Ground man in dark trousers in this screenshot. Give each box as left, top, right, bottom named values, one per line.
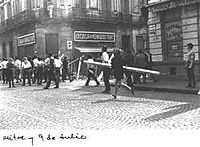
left=135, top=49, right=147, bottom=84
left=124, top=50, right=135, bottom=95
left=144, top=48, right=157, bottom=82
left=85, top=54, right=100, bottom=86
left=185, top=43, right=196, bottom=88
left=101, top=46, right=111, bottom=94
left=43, top=53, right=59, bottom=89
left=62, top=57, right=68, bottom=82
left=21, top=57, right=32, bottom=86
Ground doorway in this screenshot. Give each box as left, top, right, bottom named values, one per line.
left=45, top=34, right=59, bottom=56
left=122, top=35, right=130, bottom=52
left=136, top=35, right=144, bottom=52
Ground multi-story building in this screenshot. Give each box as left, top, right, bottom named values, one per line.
left=0, top=0, right=147, bottom=60
left=147, top=0, right=200, bottom=80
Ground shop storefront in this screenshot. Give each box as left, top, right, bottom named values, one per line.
left=147, top=0, right=200, bottom=80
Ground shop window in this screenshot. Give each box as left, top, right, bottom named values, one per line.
left=162, top=8, right=183, bottom=60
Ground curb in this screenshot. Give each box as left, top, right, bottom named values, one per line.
left=110, top=82, right=200, bottom=95
left=134, top=86, right=199, bottom=95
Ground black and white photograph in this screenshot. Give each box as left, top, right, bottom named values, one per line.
left=0, top=0, right=200, bottom=147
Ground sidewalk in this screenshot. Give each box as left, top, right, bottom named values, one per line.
left=69, top=79, right=200, bottom=95
left=132, top=80, right=200, bottom=95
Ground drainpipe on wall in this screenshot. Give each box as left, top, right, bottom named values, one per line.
left=197, top=3, right=200, bottom=80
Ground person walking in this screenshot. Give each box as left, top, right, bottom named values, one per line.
left=37, top=57, right=44, bottom=85
left=124, top=50, right=135, bottom=95
left=111, top=49, right=125, bottom=99
left=21, top=57, right=32, bottom=86
left=32, top=56, right=39, bottom=84
left=135, top=49, right=147, bottom=84
left=43, top=54, right=50, bottom=83
left=1, top=58, right=8, bottom=84
left=43, top=54, right=59, bottom=89
left=61, top=57, right=68, bottom=82
left=101, top=46, right=111, bottom=94
left=85, top=54, right=100, bottom=87
left=6, top=58, right=15, bottom=88
left=54, top=55, right=62, bottom=83
left=14, top=57, right=22, bottom=83
left=144, top=48, right=157, bottom=82
left=185, top=43, right=196, bottom=88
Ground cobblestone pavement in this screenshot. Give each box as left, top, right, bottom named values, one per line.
left=1, top=80, right=200, bottom=130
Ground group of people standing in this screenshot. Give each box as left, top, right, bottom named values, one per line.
left=85, top=46, right=156, bottom=99
left=0, top=53, right=69, bottom=89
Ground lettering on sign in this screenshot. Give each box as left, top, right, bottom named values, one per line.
left=17, top=33, right=36, bottom=47
left=165, top=22, right=182, bottom=41
left=149, top=0, right=198, bottom=12
left=74, top=31, right=115, bottom=42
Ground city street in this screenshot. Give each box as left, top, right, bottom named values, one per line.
left=1, top=80, right=200, bottom=130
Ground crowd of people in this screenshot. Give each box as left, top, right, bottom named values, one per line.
left=0, top=53, right=69, bottom=89
left=0, top=46, right=156, bottom=99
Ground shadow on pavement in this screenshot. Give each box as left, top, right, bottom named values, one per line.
left=144, top=103, right=200, bottom=122
left=91, top=98, right=150, bottom=104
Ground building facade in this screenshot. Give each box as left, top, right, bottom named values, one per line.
left=0, top=0, right=147, bottom=60
left=147, top=0, right=200, bottom=80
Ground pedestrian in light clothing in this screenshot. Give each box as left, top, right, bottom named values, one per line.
left=85, top=54, right=100, bottom=87
left=1, top=58, right=8, bottom=84
left=111, top=49, right=125, bottom=99
left=37, top=57, right=44, bottom=85
left=185, top=43, right=196, bottom=88
left=6, top=58, right=15, bottom=88
left=21, top=57, right=32, bottom=86
left=54, top=55, right=62, bottom=83
left=14, top=57, right=22, bottom=83
left=43, top=54, right=59, bottom=89
left=101, top=46, right=111, bottom=94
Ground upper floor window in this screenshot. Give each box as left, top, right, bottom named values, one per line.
left=33, top=0, right=43, bottom=9
left=86, top=0, right=102, bottom=10
left=131, top=0, right=139, bottom=14
left=111, top=0, right=121, bottom=12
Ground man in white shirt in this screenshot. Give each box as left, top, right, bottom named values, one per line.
left=101, top=46, right=111, bottom=93
left=21, top=57, right=32, bottom=86
left=14, top=57, right=22, bottom=83
left=54, top=55, right=63, bottom=82
left=43, top=53, right=59, bottom=89
left=37, top=57, right=44, bottom=85
left=1, top=58, right=8, bottom=84
left=33, top=56, right=39, bottom=84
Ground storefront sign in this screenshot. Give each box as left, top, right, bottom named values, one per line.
left=165, top=22, right=182, bottom=41
left=17, top=33, right=36, bottom=47
left=149, top=0, right=199, bottom=12
left=74, top=31, right=115, bottom=42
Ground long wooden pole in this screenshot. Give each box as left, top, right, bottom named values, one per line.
left=83, top=60, right=161, bottom=75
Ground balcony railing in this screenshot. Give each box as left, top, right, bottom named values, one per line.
left=0, top=10, right=35, bottom=32
left=37, top=7, right=134, bottom=25
left=0, top=7, right=142, bottom=32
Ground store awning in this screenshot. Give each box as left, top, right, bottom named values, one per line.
left=74, top=47, right=115, bottom=53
